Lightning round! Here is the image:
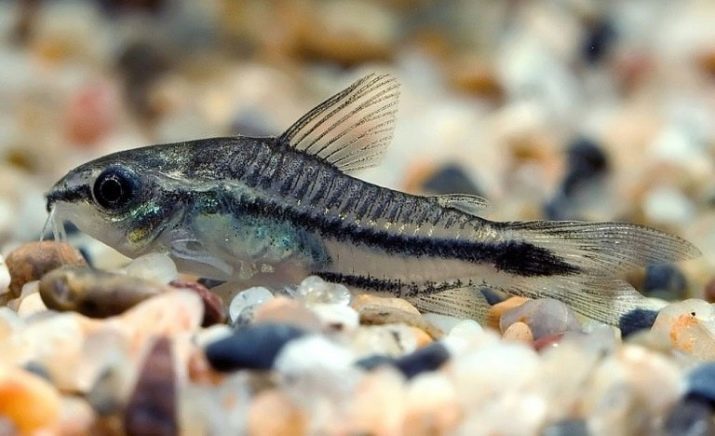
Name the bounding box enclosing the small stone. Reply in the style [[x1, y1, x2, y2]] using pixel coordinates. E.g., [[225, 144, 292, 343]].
[[351, 324, 419, 358], [17, 290, 47, 318], [121, 252, 178, 284], [352, 293, 421, 316], [419, 163, 484, 196], [296, 275, 351, 306], [0, 254, 10, 295], [542, 419, 589, 436], [664, 397, 715, 436], [0, 307, 23, 340], [352, 294, 440, 337], [247, 389, 307, 436], [704, 278, 715, 303], [581, 19, 616, 65], [502, 321, 533, 343], [39, 266, 168, 318], [500, 298, 581, 340], [403, 372, 461, 435], [442, 319, 496, 356], [561, 137, 609, 197], [393, 342, 450, 379], [205, 323, 306, 371], [169, 280, 225, 326], [58, 396, 95, 436], [410, 327, 433, 348], [0, 365, 61, 434], [685, 362, 715, 406], [355, 354, 394, 371], [124, 337, 177, 436], [642, 263, 688, 301], [6, 241, 86, 298], [310, 303, 360, 332], [341, 368, 405, 435], [422, 313, 463, 334], [487, 296, 527, 330], [228, 286, 273, 324], [651, 299, 715, 360], [619, 308, 659, 338], [253, 297, 321, 331]]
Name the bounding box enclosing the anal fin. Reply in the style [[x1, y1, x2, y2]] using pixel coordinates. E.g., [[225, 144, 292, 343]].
[[410, 286, 489, 324]]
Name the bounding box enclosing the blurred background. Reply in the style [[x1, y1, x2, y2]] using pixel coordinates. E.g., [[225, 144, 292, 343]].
[[2, 0, 715, 298]]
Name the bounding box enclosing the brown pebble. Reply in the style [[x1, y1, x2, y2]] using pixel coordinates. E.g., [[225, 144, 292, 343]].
[[253, 297, 322, 331], [703, 277, 715, 303], [39, 266, 167, 317], [169, 280, 225, 326], [123, 337, 177, 436], [502, 321, 534, 343], [352, 294, 443, 339], [6, 241, 86, 299], [247, 389, 307, 436], [487, 297, 528, 331]]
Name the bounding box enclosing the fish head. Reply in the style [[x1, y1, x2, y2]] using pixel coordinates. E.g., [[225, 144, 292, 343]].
[[46, 151, 177, 257]]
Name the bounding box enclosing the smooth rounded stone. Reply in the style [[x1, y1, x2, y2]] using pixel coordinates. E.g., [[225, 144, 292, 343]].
[[393, 342, 450, 379], [296, 275, 351, 306], [39, 266, 168, 318], [120, 252, 178, 284], [73, 329, 132, 395], [228, 286, 273, 324], [205, 323, 306, 371], [619, 308, 659, 339], [0, 254, 9, 295], [247, 389, 307, 436], [17, 292, 47, 318], [685, 362, 715, 405], [58, 396, 96, 436], [124, 337, 177, 436], [252, 297, 322, 331], [422, 313, 464, 334], [169, 280, 225, 327], [651, 299, 715, 360], [442, 319, 498, 357], [310, 303, 360, 332], [179, 373, 252, 435], [643, 186, 696, 226], [339, 367, 406, 435], [642, 263, 688, 301], [351, 294, 442, 338], [5, 241, 86, 298], [0, 306, 24, 340], [502, 321, 534, 343], [351, 324, 419, 358], [458, 391, 547, 436], [403, 372, 461, 435], [704, 278, 715, 303], [487, 296, 528, 330], [561, 137, 609, 197], [500, 298, 581, 340], [0, 365, 61, 434], [664, 397, 715, 436], [541, 419, 589, 436]]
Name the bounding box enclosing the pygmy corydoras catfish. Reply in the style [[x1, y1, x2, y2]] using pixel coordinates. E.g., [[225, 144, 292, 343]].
[[46, 74, 699, 325]]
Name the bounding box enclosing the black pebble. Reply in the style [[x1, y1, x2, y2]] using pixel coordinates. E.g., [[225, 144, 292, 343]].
[[541, 419, 590, 436], [619, 308, 659, 338], [393, 342, 450, 379], [642, 263, 688, 301], [355, 354, 394, 371], [197, 278, 226, 289], [23, 361, 51, 381], [205, 324, 306, 372], [480, 288, 505, 306], [664, 397, 714, 436], [582, 19, 616, 65], [686, 363, 715, 406], [422, 163, 484, 197], [562, 137, 609, 197]]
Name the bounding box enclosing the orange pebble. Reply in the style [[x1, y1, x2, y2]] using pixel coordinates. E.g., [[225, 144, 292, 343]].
[[410, 326, 434, 348], [248, 389, 307, 436], [487, 297, 528, 330], [0, 366, 61, 434], [502, 321, 533, 343]]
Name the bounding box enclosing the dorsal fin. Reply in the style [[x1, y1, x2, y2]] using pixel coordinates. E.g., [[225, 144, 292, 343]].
[[278, 73, 399, 174], [433, 193, 489, 215]]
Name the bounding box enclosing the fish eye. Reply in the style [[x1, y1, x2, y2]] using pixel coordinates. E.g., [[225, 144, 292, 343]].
[[92, 166, 139, 210]]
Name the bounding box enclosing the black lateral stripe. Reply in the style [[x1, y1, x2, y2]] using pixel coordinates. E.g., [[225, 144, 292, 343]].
[[237, 195, 581, 277]]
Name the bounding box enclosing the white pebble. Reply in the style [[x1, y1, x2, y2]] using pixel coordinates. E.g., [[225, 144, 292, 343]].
[[0, 254, 10, 295], [121, 252, 178, 284], [228, 287, 274, 323], [310, 303, 360, 331], [422, 313, 464, 333], [642, 186, 695, 225], [296, 275, 351, 305], [17, 293, 47, 317]]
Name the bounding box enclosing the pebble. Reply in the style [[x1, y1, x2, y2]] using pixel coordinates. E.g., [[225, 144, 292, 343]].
[[486, 296, 527, 330], [351, 294, 441, 338], [560, 137, 609, 197], [5, 241, 86, 298], [341, 368, 406, 435], [0, 254, 10, 295], [619, 308, 659, 339], [309, 303, 360, 332], [17, 291, 47, 318], [642, 263, 688, 301], [500, 298, 581, 340], [351, 324, 419, 358], [124, 337, 177, 436], [228, 286, 273, 324], [664, 397, 715, 436], [296, 275, 351, 306], [58, 396, 95, 436], [651, 299, 715, 360], [120, 252, 178, 284], [39, 266, 168, 318], [393, 342, 450, 379], [502, 321, 534, 343], [169, 280, 225, 327], [205, 323, 306, 372], [403, 372, 461, 435], [703, 277, 715, 303], [0, 365, 61, 434], [247, 389, 307, 436], [685, 362, 715, 406], [419, 163, 484, 196], [542, 419, 590, 436]]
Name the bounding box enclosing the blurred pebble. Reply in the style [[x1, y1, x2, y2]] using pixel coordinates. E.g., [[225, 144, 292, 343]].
[[228, 286, 273, 324], [542, 419, 589, 436], [351, 324, 419, 358], [247, 389, 307, 436], [58, 396, 95, 436], [17, 292, 47, 318], [169, 280, 225, 326], [393, 342, 450, 379], [422, 313, 463, 334], [39, 266, 167, 318], [253, 296, 322, 331], [619, 308, 659, 339], [419, 163, 484, 196], [64, 81, 117, 146], [664, 397, 715, 436], [205, 323, 306, 372], [642, 263, 688, 301], [561, 137, 608, 198], [704, 278, 715, 303], [0, 365, 61, 434], [0, 254, 10, 295], [500, 298, 581, 340], [502, 321, 534, 343], [296, 275, 351, 306], [651, 299, 715, 360], [403, 372, 461, 435], [581, 18, 615, 64], [310, 303, 360, 332], [442, 319, 493, 356], [6, 241, 86, 298], [121, 252, 178, 284], [487, 296, 527, 330], [685, 362, 715, 406], [124, 337, 177, 436], [643, 186, 696, 226]]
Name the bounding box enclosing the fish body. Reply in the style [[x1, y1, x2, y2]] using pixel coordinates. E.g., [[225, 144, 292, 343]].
[[46, 74, 699, 324]]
